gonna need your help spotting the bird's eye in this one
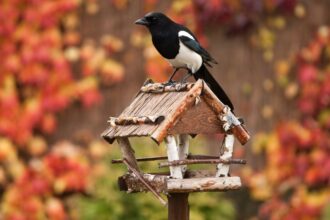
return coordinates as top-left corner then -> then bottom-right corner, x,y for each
147,16 -> 158,22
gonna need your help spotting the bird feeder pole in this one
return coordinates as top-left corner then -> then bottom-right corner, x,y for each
168,193 -> 189,220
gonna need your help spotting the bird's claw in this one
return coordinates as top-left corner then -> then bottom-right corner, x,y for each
163,80 -> 175,86
180,79 -> 187,84
180,74 -> 191,84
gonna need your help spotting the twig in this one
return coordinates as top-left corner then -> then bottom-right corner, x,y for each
159,158 -> 246,168
112,154 -> 221,164
112,156 -> 168,164
188,154 -> 220,160
122,159 -> 167,206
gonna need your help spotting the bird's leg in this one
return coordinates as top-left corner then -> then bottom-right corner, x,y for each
180,69 -> 192,83
165,68 -> 179,85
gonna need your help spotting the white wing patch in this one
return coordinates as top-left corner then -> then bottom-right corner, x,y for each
166,30 -> 202,73
178,30 -> 195,40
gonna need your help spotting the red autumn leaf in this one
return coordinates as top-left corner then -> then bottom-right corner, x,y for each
298,64 -> 317,84
40,113 -> 57,134
298,98 -> 316,115
81,88 -> 101,107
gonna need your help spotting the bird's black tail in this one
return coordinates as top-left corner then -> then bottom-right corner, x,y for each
194,64 -> 234,111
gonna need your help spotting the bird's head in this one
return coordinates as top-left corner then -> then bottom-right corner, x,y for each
135,12 -> 172,29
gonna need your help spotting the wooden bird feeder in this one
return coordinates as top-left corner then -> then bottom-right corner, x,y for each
101,79 -> 250,220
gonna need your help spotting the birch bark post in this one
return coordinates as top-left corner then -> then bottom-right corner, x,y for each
216,134 -> 234,177
178,134 -> 189,174
165,135 -> 183,179
165,135 -> 189,220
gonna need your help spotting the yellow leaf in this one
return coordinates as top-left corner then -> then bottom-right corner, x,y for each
27,136 -> 47,156
285,82 -> 299,99
86,2 -> 99,14
111,0 -> 128,10
259,27 -> 275,49
274,60 -> 291,76
101,34 -> 124,52
54,179 -> 66,194
252,133 -> 269,154
250,173 -> 272,200
172,0 -> 191,12
0,167 -> 6,185
294,4 -> 306,18
88,140 -> 109,159
263,78 -> 274,92
261,105 -> 274,119
305,190 -> 330,207
62,13 -> 79,30
8,160 -> 25,180
100,59 -> 124,84
263,50 -> 274,62
268,16 -> 286,30
0,138 -> 17,161
64,47 -> 80,62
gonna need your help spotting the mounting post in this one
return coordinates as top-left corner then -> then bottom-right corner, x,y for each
168,193 -> 189,220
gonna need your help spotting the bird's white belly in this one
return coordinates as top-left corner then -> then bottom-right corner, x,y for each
166,41 -> 202,73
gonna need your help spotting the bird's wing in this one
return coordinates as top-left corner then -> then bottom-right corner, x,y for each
179,34 -> 218,67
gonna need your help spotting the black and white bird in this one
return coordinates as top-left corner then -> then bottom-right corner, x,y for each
135,12 -> 234,110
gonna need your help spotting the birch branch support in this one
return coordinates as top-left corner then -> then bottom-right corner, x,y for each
167,177 -> 242,193
118,172 -> 242,193
122,159 -> 167,206
108,115 -> 165,127
117,138 -> 140,172
141,82 -> 195,93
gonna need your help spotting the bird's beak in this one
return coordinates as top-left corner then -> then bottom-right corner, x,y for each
135,17 -> 149,26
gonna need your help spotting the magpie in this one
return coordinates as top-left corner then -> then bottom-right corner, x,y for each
135,12 -> 234,111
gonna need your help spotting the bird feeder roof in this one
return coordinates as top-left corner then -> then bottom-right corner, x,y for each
102,79 -> 249,145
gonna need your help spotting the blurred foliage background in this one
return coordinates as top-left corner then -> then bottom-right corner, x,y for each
0,0 -> 329,219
